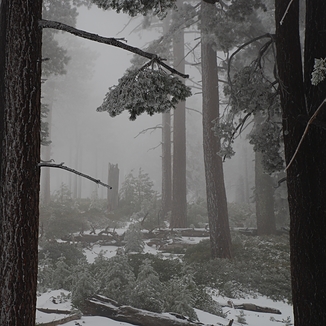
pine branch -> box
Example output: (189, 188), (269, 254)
(38, 162), (112, 189)
(39, 19), (189, 79)
(227, 33), (274, 87)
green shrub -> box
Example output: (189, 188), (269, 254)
(127, 253), (183, 282)
(184, 233), (291, 302)
(39, 241), (85, 266)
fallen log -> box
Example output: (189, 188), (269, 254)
(226, 301), (281, 314)
(37, 308), (74, 315)
(143, 228), (209, 240)
(36, 312), (81, 326)
(61, 233), (124, 245)
(83, 295), (205, 326)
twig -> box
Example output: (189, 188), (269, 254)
(280, 0), (295, 26)
(285, 98), (326, 171)
(38, 162), (112, 189)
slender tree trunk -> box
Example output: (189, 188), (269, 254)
(201, 0), (232, 259)
(171, 0), (187, 228)
(40, 81), (55, 205)
(255, 150), (276, 235)
(161, 16), (172, 220)
(162, 110), (172, 219)
(108, 163), (119, 212)
(275, 0), (326, 324)
(0, 1), (42, 325)
(254, 113), (276, 235)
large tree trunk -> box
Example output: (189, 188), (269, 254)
(171, 0), (187, 228)
(201, 1), (232, 259)
(0, 1), (42, 325)
(275, 0), (326, 325)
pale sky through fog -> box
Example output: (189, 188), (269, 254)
(43, 3), (253, 202)
(46, 5), (165, 198)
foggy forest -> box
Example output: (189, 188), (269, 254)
(0, 0), (326, 326)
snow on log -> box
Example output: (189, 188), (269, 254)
(83, 295), (205, 326)
(36, 312), (81, 326)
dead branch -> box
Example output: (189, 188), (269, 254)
(38, 162), (112, 189)
(280, 0), (295, 25)
(134, 124), (162, 138)
(39, 19), (189, 79)
(285, 98), (326, 171)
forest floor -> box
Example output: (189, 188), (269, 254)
(36, 228), (293, 326)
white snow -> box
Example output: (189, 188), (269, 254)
(36, 290), (293, 326)
(37, 229), (293, 326)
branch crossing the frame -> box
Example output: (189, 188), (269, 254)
(38, 162), (112, 189)
(39, 19), (189, 79)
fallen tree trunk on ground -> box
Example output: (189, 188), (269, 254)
(83, 295), (205, 326)
(225, 301), (281, 314)
(37, 308), (74, 315)
(234, 303), (281, 314)
(36, 312), (81, 326)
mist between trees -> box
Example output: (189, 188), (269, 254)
(1, 0), (325, 326)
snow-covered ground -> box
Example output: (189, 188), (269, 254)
(36, 289), (293, 326)
(37, 228), (293, 325)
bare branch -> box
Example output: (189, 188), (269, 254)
(186, 107), (202, 115)
(280, 0), (295, 25)
(148, 142), (162, 151)
(39, 19), (189, 79)
(134, 125), (162, 139)
(285, 98), (326, 171)
(38, 162), (112, 189)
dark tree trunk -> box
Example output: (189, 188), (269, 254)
(0, 1), (42, 325)
(171, 0), (187, 228)
(201, 1), (232, 259)
(275, 0), (326, 324)
(107, 163), (119, 212)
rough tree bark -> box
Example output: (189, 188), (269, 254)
(171, 0), (187, 228)
(275, 0), (326, 324)
(201, 0), (232, 258)
(0, 1), (43, 325)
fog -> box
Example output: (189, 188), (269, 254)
(41, 4), (254, 202)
